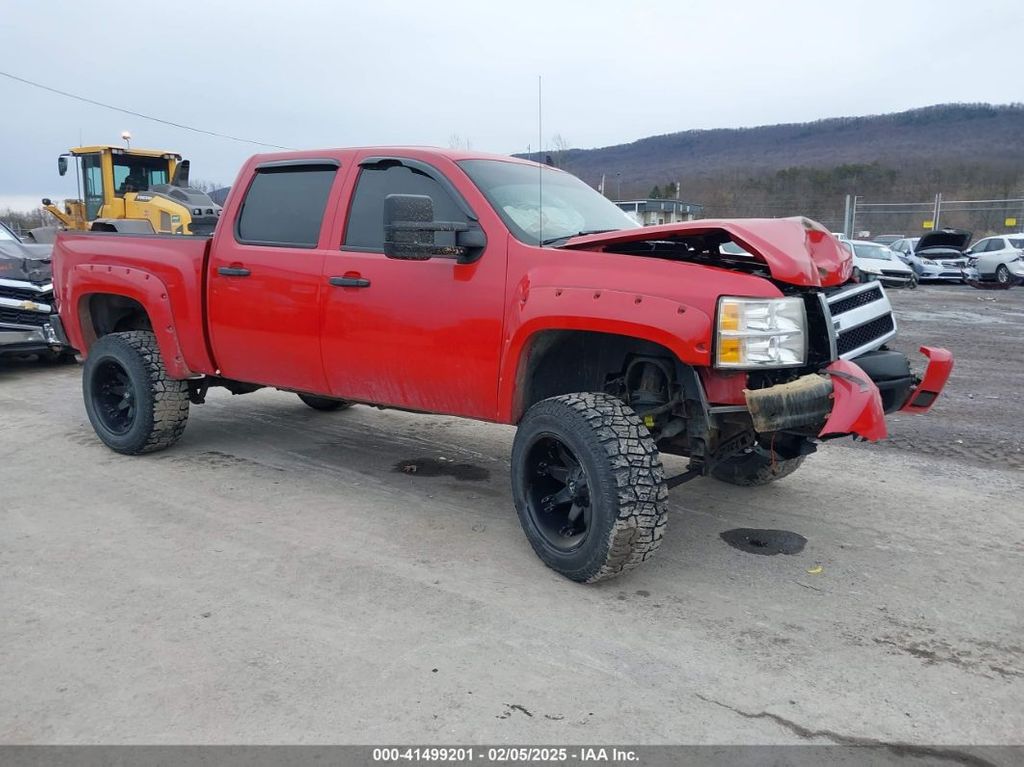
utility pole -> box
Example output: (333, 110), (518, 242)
(933, 193), (942, 230)
(843, 194), (852, 238)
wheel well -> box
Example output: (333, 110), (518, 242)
(84, 293), (153, 342)
(514, 330), (682, 423)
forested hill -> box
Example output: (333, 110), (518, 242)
(541, 104), (1024, 232)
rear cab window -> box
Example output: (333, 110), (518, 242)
(236, 163), (338, 247)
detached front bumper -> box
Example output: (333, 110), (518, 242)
(743, 346), (953, 442)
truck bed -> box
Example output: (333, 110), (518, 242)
(52, 231), (215, 376)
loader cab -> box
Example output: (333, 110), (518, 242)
(67, 146), (178, 219)
(49, 145), (220, 236)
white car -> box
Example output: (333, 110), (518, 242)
(965, 235), (1024, 286)
(842, 240), (917, 288)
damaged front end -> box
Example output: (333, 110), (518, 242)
(737, 345), (951, 447)
(0, 241), (74, 358)
(650, 281), (952, 479)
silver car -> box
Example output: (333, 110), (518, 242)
(895, 230), (972, 282)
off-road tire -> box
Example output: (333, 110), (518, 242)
(297, 393), (352, 411)
(82, 331), (189, 455)
(711, 446), (805, 487)
(511, 393), (668, 583)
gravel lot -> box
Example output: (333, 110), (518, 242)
(1, 285), (1021, 747)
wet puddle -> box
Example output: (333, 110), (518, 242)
(720, 528), (807, 556)
(393, 457), (490, 482)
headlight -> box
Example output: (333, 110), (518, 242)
(715, 296), (806, 369)
(921, 258), (937, 265)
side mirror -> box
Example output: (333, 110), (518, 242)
(964, 248), (973, 255)
(57, 156), (68, 176)
(382, 194), (485, 263)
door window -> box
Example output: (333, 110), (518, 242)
(81, 153), (104, 220)
(235, 164), (337, 247)
(343, 163), (467, 251)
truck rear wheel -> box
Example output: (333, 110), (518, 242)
(82, 331), (189, 455)
(710, 446), (805, 487)
(511, 393), (668, 583)
(297, 393), (352, 411)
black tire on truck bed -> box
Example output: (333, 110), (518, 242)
(511, 392), (669, 583)
(710, 447), (805, 486)
(297, 393), (353, 411)
(82, 331), (189, 455)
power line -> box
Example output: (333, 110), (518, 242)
(0, 70), (295, 150)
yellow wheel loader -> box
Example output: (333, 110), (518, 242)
(38, 145), (221, 241)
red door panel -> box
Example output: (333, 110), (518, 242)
(321, 247), (506, 419)
(207, 245), (329, 392)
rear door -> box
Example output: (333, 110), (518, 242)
(319, 157), (506, 419)
(207, 160), (340, 392)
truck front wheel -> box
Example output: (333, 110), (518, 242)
(82, 331), (189, 455)
(710, 446), (805, 487)
(511, 393), (669, 583)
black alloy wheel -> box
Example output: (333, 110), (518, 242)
(90, 359), (137, 434)
(523, 434), (592, 551)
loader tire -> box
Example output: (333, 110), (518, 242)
(82, 331), (189, 455)
(511, 393), (668, 583)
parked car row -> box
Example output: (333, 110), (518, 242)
(867, 229), (1024, 287)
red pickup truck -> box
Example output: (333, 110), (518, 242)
(51, 148), (952, 582)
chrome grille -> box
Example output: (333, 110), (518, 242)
(0, 307), (50, 327)
(820, 281), (897, 360)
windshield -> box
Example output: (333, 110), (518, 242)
(720, 241), (753, 256)
(458, 159), (639, 246)
(853, 243), (895, 261)
(112, 155), (170, 196)
(0, 222), (19, 242)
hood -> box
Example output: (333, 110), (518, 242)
(562, 217), (851, 288)
(916, 229), (971, 252)
(0, 241), (53, 284)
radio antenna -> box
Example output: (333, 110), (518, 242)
(538, 75), (543, 245)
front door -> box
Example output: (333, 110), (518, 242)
(320, 159), (505, 420)
(207, 161), (340, 393)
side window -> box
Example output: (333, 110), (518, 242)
(81, 154), (104, 220)
(236, 164), (337, 248)
(343, 164), (467, 251)
(974, 239), (993, 253)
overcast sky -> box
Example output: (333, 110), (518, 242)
(1, 0), (1020, 210)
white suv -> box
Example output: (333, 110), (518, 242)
(966, 235), (1024, 286)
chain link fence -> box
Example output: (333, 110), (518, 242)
(846, 195), (1024, 239)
